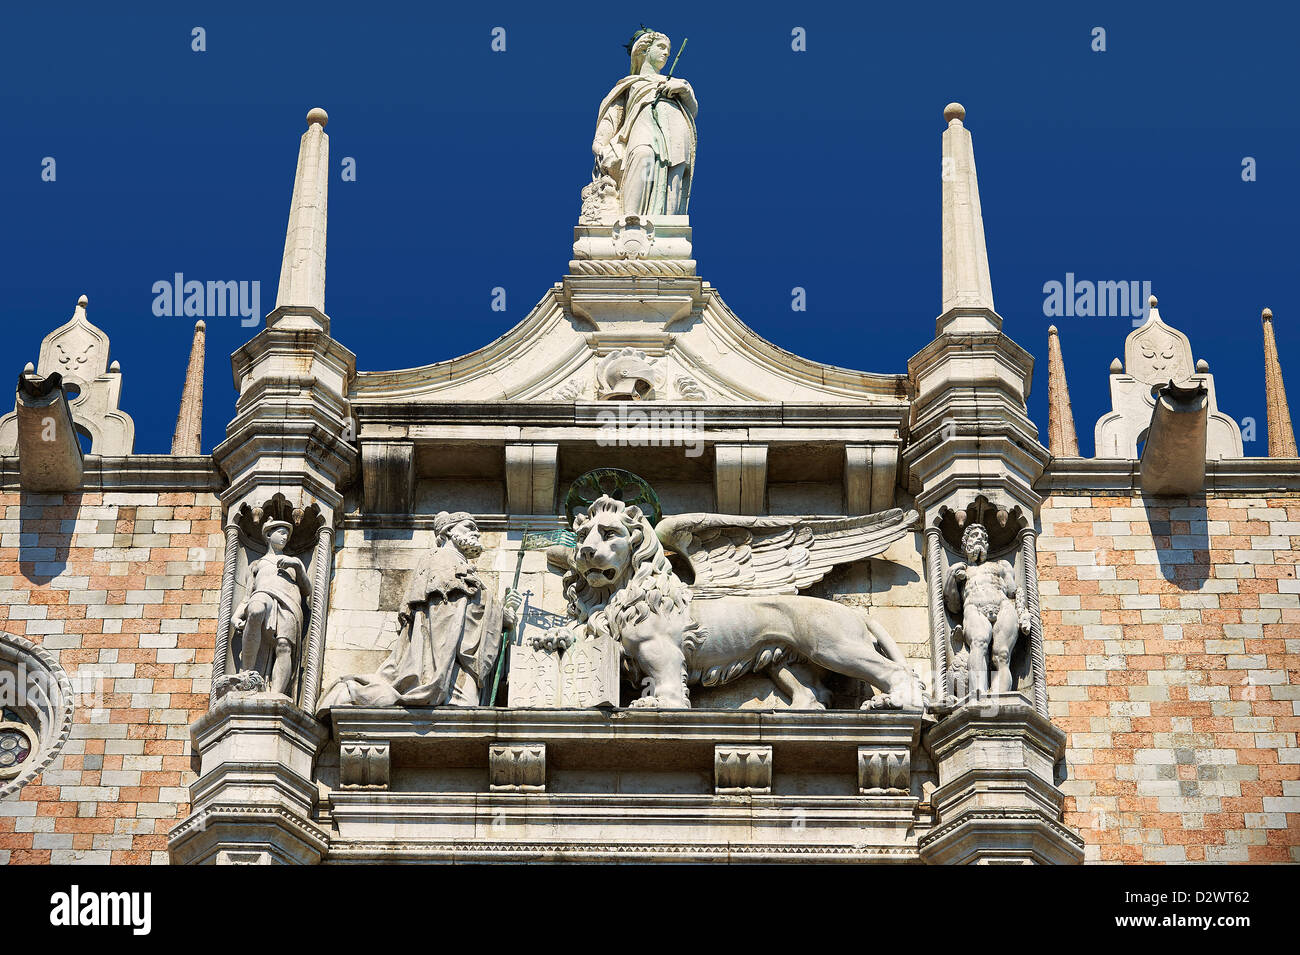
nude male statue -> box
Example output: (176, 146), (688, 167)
(942, 523), (1030, 697)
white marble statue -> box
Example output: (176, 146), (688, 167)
(318, 512), (521, 711)
(590, 28), (697, 218)
(553, 495), (924, 709)
(231, 520), (311, 697)
(942, 523), (1031, 697)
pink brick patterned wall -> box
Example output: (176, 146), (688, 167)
(0, 491), (222, 864)
(1040, 493), (1300, 863)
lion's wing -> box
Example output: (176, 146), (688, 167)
(655, 508), (919, 598)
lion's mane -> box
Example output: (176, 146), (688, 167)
(562, 498), (702, 691)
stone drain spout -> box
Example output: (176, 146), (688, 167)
(14, 371), (84, 492)
(1139, 380), (1208, 496)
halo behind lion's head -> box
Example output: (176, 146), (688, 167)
(563, 496), (695, 649)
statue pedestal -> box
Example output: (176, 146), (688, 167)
(572, 214), (694, 271)
(168, 696), (329, 865)
(918, 693), (1083, 864)
(324, 707), (926, 863)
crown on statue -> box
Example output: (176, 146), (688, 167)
(623, 25), (658, 55)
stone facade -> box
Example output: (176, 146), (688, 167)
(1039, 486), (1300, 862)
(0, 482), (222, 864)
(1, 64), (1296, 865)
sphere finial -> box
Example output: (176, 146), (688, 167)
(1262, 306), (1273, 322)
(77, 294), (88, 307)
(1048, 324), (1059, 335)
(306, 107), (329, 128)
(944, 102), (966, 123)
(1148, 294), (1158, 308)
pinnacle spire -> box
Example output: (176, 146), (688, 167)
(940, 102), (995, 319)
(1262, 307), (1297, 457)
(1046, 325), (1079, 456)
(171, 320), (206, 455)
(274, 107), (330, 321)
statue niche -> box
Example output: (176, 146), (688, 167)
(928, 497), (1042, 706)
(216, 499), (323, 703)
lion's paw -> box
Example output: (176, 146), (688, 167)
(861, 693), (902, 711)
(628, 694), (691, 709)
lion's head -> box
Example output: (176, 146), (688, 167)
(562, 496), (697, 651)
(572, 497), (641, 590)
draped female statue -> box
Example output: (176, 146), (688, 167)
(591, 28), (697, 218)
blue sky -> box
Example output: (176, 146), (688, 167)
(1, 1), (1296, 457)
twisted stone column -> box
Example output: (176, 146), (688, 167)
(298, 524), (335, 714)
(925, 522), (952, 699)
(209, 522), (242, 706)
(1018, 527), (1047, 717)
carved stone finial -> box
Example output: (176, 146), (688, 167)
(940, 101), (994, 317)
(1046, 325), (1079, 456)
(1095, 297), (1243, 459)
(171, 320), (206, 455)
(0, 293), (135, 456)
(1262, 305), (1298, 457)
(273, 106), (330, 322)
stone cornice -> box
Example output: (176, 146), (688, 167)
(352, 400), (909, 434)
(329, 705), (926, 747)
(1039, 456), (1300, 495)
(924, 698), (1066, 763)
(324, 840), (920, 864)
(0, 454), (222, 493)
(325, 841), (925, 862)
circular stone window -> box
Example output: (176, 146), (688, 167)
(0, 634), (75, 800)
(0, 713), (37, 779)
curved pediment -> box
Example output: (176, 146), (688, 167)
(351, 280), (908, 407)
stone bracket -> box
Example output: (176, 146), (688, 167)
(339, 738), (390, 790)
(505, 443), (559, 515)
(844, 443), (900, 514)
(489, 742), (547, 792)
(714, 744), (772, 794)
(858, 745), (910, 795)
(715, 443), (767, 515)
(361, 439), (415, 514)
